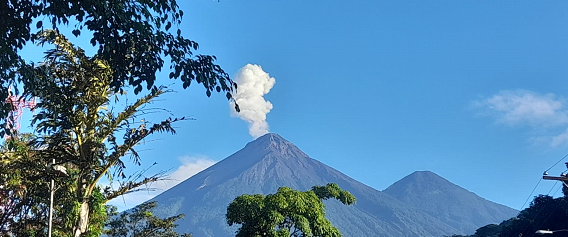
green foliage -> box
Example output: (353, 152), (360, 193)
(1, 30), (195, 236)
(0, 0), (237, 137)
(449, 194), (568, 237)
(499, 195), (568, 237)
(0, 133), (110, 237)
(471, 224), (501, 237)
(1, 1), (238, 235)
(85, 188), (108, 237)
(0, 134), (50, 236)
(311, 183), (356, 205)
(105, 201), (191, 237)
(226, 183), (356, 237)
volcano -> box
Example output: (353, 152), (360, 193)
(148, 133), (517, 236)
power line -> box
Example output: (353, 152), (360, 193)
(518, 154), (568, 214)
(519, 183), (562, 236)
(535, 185), (564, 235)
(544, 152), (568, 173)
(517, 154), (568, 236)
(519, 178), (542, 211)
(549, 182), (561, 196)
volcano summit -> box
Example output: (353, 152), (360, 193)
(148, 133), (517, 236)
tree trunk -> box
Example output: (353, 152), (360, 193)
(73, 201), (89, 237)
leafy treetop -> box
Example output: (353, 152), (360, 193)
(0, 0), (238, 136)
(4, 29), (192, 237)
(445, 194), (568, 237)
(105, 201), (192, 237)
(226, 183), (356, 237)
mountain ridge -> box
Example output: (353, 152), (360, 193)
(148, 133), (517, 236)
(383, 170), (518, 234)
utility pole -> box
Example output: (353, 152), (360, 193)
(48, 159), (54, 237)
(542, 162), (568, 184)
(48, 160), (68, 237)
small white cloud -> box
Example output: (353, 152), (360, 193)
(472, 90), (568, 147)
(551, 129), (568, 147)
(472, 90), (568, 127)
(154, 156), (216, 190)
(106, 156), (216, 211)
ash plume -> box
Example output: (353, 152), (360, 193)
(230, 64), (276, 138)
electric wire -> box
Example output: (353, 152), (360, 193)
(519, 183), (561, 236)
(547, 181), (558, 196)
(544, 152), (568, 173)
(518, 178), (542, 212)
(535, 184), (564, 235)
(519, 153), (568, 212)
(551, 182), (562, 196)
(516, 152), (568, 236)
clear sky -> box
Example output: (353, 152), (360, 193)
(15, 0), (568, 211)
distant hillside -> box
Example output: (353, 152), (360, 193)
(147, 133), (516, 236)
(383, 171), (518, 234)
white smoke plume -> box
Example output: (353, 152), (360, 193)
(230, 64), (276, 138)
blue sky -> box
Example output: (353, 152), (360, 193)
(15, 0), (568, 211)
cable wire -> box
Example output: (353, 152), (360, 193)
(544, 152), (568, 173)
(519, 178), (542, 212)
(521, 153), (568, 212)
(534, 185), (564, 235)
(517, 167), (566, 214)
(519, 184), (562, 236)
(517, 153), (568, 236)
(547, 182), (558, 196)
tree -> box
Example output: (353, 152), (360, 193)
(0, 30), (193, 237)
(0, 134), (52, 236)
(499, 195), (568, 237)
(105, 201), (192, 237)
(0, 132), (98, 237)
(1, 0), (237, 137)
(471, 224), (500, 237)
(226, 183), (356, 237)
(454, 194), (568, 237)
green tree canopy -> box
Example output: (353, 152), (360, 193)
(0, 134), (52, 236)
(499, 195), (568, 237)
(447, 193), (568, 237)
(226, 183), (356, 237)
(1, 0), (237, 136)
(0, 30), (194, 237)
(105, 201), (192, 237)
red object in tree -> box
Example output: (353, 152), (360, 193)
(5, 91), (36, 135)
